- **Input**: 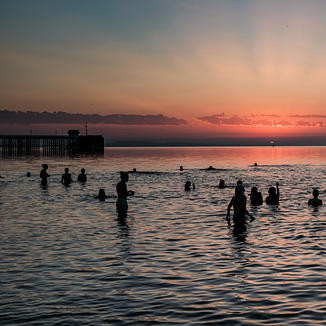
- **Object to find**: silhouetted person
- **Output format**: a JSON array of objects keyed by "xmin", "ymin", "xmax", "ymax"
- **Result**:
[
  {"xmin": 26, "ymin": 172, "xmax": 31, "ymax": 177},
  {"xmin": 78, "ymin": 168, "xmax": 87, "ymax": 182},
  {"xmin": 40, "ymin": 164, "xmax": 49, "ymax": 186},
  {"xmin": 116, "ymin": 171, "xmax": 134, "ymax": 212},
  {"xmin": 236, "ymin": 180, "xmax": 245, "ymax": 193},
  {"xmin": 218, "ymin": 179, "xmax": 226, "ymax": 188},
  {"xmin": 133, "ymin": 168, "xmax": 137, "ymax": 172},
  {"xmin": 95, "ymin": 189, "xmax": 107, "ymax": 201},
  {"xmin": 227, "ymin": 184, "xmax": 254, "ymax": 226},
  {"xmin": 61, "ymin": 168, "xmax": 73, "ymax": 186},
  {"xmin": 254, "ymin": 163, "xmax": 258, "ymax": 166},
  {"xmin": 180, "ymin": 166, "xmax": 183, "ymax": 171},
  {"xmin": 266, "ymin": 182, "xmax": 279, "ymax": 205},
  {"xmin": 249, "ymin": 186, "xmax": 263, "ymax": 206},
  {"xmin": 308, "ymin": 189, "xmax": 323, "ymax": 206},
  {"xmin": 185, "ymin": 180, "xmax": 195, "ymax": 191}
]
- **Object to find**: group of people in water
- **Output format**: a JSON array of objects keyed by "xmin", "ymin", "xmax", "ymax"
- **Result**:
[
  {"xmin": 38, "ymin": 164, "xmax": 134, "ymax": 215},
  {"xmin": 3, "ymin": 163, "xmax": 322, "ymax": 224},
  {"xmin": 39, "ymin": 164, "xmax": 87, "ymax": 187},
  {"xmin": 184, "ymin": 177, "xmax": 323, "ymax": 227}
]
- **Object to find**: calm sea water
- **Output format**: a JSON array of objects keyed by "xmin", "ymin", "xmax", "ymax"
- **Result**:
[{"xmin": 1, "ymin": 146, "xmax": 326, "ymax": 325}]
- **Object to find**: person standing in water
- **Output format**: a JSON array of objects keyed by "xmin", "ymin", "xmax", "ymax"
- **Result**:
[
  {"xmin": 266, "ymin": 182, "xmax": 279, "ymax": 205},
  {"xmin": 40, "ymin": 164, "xmax": 50, "ymax": 186},
  {"xmin": 116, "ymin": 171, "xmax": 134, "ymax": 212},
  {"xmin": 78, "ymin": 168, "xmax": 87, "ymax": 182},
  {"xmin": 249, "ymin": 186, "xmax": 263, "ymax": 206},
  {"xmin": 227, "ymin": 184, "xmax": 254, "ymax": 226},
  {"xmin": 61, "ymin": 168, "xmax": 73, "ymax": 186}
]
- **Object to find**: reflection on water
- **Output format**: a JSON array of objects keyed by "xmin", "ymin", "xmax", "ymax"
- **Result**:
[{"xmin": 1, "ymin": 147, "xmax": 326, "ymax": 325}]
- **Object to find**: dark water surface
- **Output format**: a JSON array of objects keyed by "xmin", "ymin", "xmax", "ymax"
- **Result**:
[{"xmin": 1, "ymin": 147, "xmax": 326, "ymax": 325}]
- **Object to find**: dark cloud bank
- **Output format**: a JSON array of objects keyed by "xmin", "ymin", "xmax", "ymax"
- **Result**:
[
  {"xmin": 0, "ymin": 110, "xmax": 187, "ymax": 125},
  {"xmin": 197, "ymin": 114, "xmax": 326, "ymax": 127}
]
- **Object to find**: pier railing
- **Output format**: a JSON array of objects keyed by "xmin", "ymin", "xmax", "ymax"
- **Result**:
[{"xmin": 0, "ymin": 135, "xmax": 104, "ymax": 156}]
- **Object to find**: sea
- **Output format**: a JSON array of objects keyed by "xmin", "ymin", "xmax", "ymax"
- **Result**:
[{"xmin": 1, "ymin": 146, "xmax": 326, "ymax": 325}]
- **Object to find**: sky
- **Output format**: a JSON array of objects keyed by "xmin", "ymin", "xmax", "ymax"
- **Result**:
[{"xmin": 1, "ymin": 0, "xmax": 326, "ymax": 145}]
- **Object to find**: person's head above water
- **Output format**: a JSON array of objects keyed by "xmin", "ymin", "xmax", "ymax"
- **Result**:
[
  {"xmin": 235, "ymin": 184, "xmax": 244, "ymax": 196},
  {"xmin": 99, "ymin": 189, "xmax": 106, "ymax": 197},
  {"xmin": 250, "ymin": 186, "xmax": 258, "ymax": 195},
  {"xmin": 120, "ymin": 171, "xmax": 129, "ymax": 182},
  {"xmin": 313, "ymin": 189, "xmax": 319, "ymax": 198},
  {"xmin": 268, "ymin": 186, "xmax": 276, "ymax": 196}
]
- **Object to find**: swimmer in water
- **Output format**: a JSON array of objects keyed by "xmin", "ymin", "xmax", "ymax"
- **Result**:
[
  {"xmin": 185, "ymin": 181, "xmax": 195, "ymax": 191},
  {"xmin": 308, "ymin": 189, "xmax": 323, "ymax": 206},
  {"xmin": 95, "ymin": 189, "xmax": 107, "ymax": 201}
]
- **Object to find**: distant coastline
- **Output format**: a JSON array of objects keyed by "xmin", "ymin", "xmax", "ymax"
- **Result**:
[{"xmin": 105, "ymin": 139, "xmax": 326, "ymax": 147}]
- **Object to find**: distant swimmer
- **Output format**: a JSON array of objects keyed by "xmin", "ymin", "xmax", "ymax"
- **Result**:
[
  {"xmin": 249, "ymin": 186, "xmax": 263, "ymax": 206},
  {"xmin": 218, "ymin": 179, "xmax": 226, "ymax": 188},
  {"xmin": 133, "ymin": 168, "xmax": 137, "ymax": 172},
  {"xmin": 116, "ymin": 171, "xmax": 134, "ymax": 212},
  {"xmin": 254, "ymin": 163, "xmax": 258, "ymax": 166},
  {"xmin": 40, "ymin": 164, "xmax": 50, "ymax": 186},
  {"xmin": 180, "ymin": 166, "xmax": 183, "ymax": 171},
  {"xmin": 308, "ymin": 189, "xmax": 323, "ymax": 206},
  {"xmin": 95, "ymin": 189, "xmax": 107, "ymax": 201},
  {"xmin": 266, "ymin": 182, "xmax": 279, "ymax": 205},
  {"xmin": 27, "ymin": 172, "xmax": 31, "ymax": 177},
  {"xmin": 61, "ymin": 168, "xmax": 73, "ymax": 186},
  {"xmin": 227, "ymin": 184, "xmax": 254, "ymax": 226},
  {"xmin": 185, "ymin": 180, "xmax": 195, "ymax": 191},
  {"xmin": 78, "ymin": 168, "xmax": 87, "ymax": 182}
]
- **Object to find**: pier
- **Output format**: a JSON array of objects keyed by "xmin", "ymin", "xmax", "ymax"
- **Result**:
[{"xmin": 0, "ymin": 132, "xmax": 104, "ymax": 155}]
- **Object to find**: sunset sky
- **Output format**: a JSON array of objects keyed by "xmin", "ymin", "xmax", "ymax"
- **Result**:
[{"xmin": 1, "ymin": 0, "xmax": 326, "ymax": 145}]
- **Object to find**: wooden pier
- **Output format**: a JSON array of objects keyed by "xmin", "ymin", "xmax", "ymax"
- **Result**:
[{"xmin": 0, "ymin": 134, "xmax": 104, "ymax": 155}]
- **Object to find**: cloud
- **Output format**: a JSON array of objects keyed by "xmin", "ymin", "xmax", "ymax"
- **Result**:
[
  {"xmin": 0, "ymin": 110, "xmax": 187, "ymax": 125},
  {"xmin": 250, "ymin": 114, "xmax": 281, "ymax": 118},
  {"xmin": 290, "ymin": 114, "xmax": 326, "ymax": 118},
  {"xmin": 197, "ymin": 114, "xmax": 326, "ymax": 128}
]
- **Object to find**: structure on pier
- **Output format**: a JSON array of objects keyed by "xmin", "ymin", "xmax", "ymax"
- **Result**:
[{"xmin": 0, "ymin": 131, "xmax": 104, "ymax": 155}]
